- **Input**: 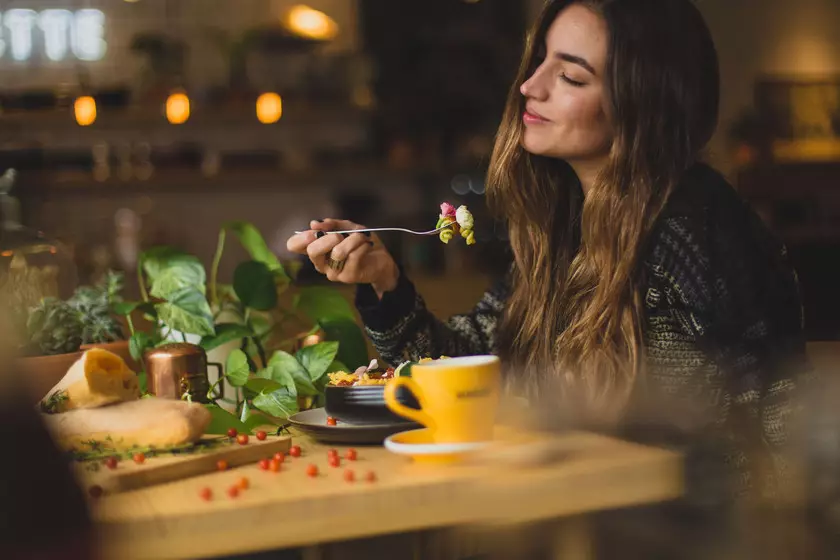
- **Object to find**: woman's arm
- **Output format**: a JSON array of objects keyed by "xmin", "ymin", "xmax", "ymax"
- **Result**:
[{"xmin": 354, "ymin": 268, "xmax": 510, "ymax": 365}]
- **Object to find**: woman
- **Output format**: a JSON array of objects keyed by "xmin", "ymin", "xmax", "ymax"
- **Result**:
[{"xmin": 287, "ymin": 0, "xmax": 808, "ymax": 499}]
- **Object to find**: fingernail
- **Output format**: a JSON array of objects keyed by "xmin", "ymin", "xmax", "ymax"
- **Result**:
[
  {"xmin": 368, "ymin": 241, "xmax": 375, "ymax": 247},
  {"xmin": 363, "ymin": 231, "xmax": 372, "ymax": 238},
  {"xmin": 316, "ymin": 231, "xmax": 325, "ymax": 239}
]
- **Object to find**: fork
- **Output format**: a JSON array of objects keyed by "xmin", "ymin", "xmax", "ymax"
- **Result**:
[{"xmin": 294, "ymin": 224, "xmax": 454, "ymax": 236}]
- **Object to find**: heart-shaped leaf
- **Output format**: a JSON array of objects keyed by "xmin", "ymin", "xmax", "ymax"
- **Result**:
[
  {"xmin": 204, "ymin": 404, "xmax": 251, "ymax": 435},
  {"xmin": 222, "ymin": 221, "xmax": 289, "ymax": 285},
  {"xmin": 150, "ymin": 262, "xmax": 207, "ymax": 300},
  {"xmin": 155, "ymin": 287, "xmax": 214, "ymax": 336},
  {"xmin": 245, "ymin": 377, "xmax": 283, "ymax": 394},
  {"xmin": 253, "ymin": 388, "xmax": 299, "ymax": 419},
  {"xmin": 225, "ymin": 349, "xmax": 250, "ymax": 387},
  {"xmin": 268, "ymin": 350, "xmax": 318, "ymax": 396},
  {"xmin": 319, "ymin": 318, "xmax": 369, "ymax": 370},
  {"xmin": 233, "ymin": 260, "xmax": 278, "ymax": 311},
  {"xmin": 296, "ymin": 341, "xmax": 339, "ymax": 382},
  {"xmin": 297, "ymin": 287, "xmax": 355, "ymax": 322},
  {"xmin": 140, "ymin": 247, "xmax": 201, "ymax": 283},
  {"xmin": 200, "ymin": 323, "xmax": 252, "ymax": 352}
]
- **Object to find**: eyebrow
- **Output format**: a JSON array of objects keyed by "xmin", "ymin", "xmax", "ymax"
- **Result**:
[{"xmin": 554, "ymin": 52, "xmax": 596, "ymax": 76}]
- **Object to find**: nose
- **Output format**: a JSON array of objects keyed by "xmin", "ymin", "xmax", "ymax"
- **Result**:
[{"xmin": 520, "ymin": 66, "xmax": 548, "ymax": 101}]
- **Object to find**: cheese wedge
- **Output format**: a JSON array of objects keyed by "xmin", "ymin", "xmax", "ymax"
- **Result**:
[
  {"xmin": 42, "ymin": 397, "xmax": 212, "ymax": 451},
  {"xmin": 41, "ymin": 348, "xmax": 140, "ymax": 413}
]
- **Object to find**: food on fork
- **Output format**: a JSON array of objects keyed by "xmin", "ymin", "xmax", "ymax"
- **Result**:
[{"xmin": 436, "ymin": 202, "xmax": 476, "ymax": 245}]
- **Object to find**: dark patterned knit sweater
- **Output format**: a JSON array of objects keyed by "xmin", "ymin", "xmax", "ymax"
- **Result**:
[{"xmin": 355, "ymin": 163, "xmax": 810, "ymax": 500}]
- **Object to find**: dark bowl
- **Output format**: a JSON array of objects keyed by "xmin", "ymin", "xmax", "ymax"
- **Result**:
[{"xmin": 324, "ymin": 384, "xmax": 420, "ymax": 425}]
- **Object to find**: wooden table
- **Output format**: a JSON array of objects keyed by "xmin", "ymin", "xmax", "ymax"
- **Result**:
[{"xmin": 90, "ymin": 430, "xmax": 683, "ymax": 560}]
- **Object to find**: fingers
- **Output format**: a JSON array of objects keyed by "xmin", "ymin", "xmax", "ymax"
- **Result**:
[
  {"xmin": 326, "ymin": 241, "xmax": 373, "ymax": 283},
  {"xmin": 286, "ymin": 230, "xmax": 317, "ymax": 254},
  {"xmin": 306, "ymin": 233, "xmax": 344, "ymax": 274},
  {"xmin": 310, "ymin": 218, "xmax": 364, "ymax": 233},
  {"xmin": 287, "ymin": 219, "xmax": 366, "ymax": 254},
  {"xmin": 328, "ymin": 232, "xmax": 371, "ymax": 262}
]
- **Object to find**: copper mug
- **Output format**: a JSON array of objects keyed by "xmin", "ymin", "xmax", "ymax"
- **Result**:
[{"xmin": 145, "ymin": 343, "xmax": 224, "ymax": 403}]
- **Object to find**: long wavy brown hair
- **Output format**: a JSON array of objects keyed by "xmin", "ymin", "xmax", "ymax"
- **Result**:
[{"xmin": 489, "ymin": 0, "xmax": 720, "ymax": 416}]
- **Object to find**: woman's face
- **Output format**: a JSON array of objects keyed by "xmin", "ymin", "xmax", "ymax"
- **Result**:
[{"xmin": 520, "ymin": 4, "xmax": 612, "ymax": 166}]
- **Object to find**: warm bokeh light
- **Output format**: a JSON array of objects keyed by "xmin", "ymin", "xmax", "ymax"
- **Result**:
[
  {"xmin": 74, "ymin": 96, "xmax": 96, "ymax": 126},
  {"xmin": 256, "ymin": 92, "xmax": 283, "ymax": 124},
  {"xmin": 166, "ymin": 92, "xmax": 190, "ymax": 125},
  {"xmin": 284, "ymin": 5, "xmax": 338, "ymax": 41}
]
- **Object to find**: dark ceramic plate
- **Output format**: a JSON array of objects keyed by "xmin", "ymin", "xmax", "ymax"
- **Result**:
[
  {"xmin": 287, "ymin": 408, "xmax": 420, "ymax": 444},
  {"xmin": 324, "ymin": 384, "xmax": 420, "ymax": 425}
]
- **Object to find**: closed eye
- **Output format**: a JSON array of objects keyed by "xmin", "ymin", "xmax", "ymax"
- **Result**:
[{"xmin": 561, "ymin": 74, "xmax": 585, "ymax": 87}]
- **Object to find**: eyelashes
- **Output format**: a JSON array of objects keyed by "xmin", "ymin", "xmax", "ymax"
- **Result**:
[{"xmin": 561, "ymin": 74, "xmax": 585, "ymax": 87}]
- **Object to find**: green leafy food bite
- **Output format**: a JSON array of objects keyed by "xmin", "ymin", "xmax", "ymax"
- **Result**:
[{"xmin": 436, "ymin": 202, "xmax": 475, "ymax": 245}]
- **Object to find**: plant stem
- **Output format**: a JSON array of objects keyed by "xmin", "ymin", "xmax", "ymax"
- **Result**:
[
  {"xmin": 126, "ymin": 314, "xmax": 136, "ymax": 336},
  {"xmin": 210, "ymin": 229, "xmax": 226, "ymax": 309},
  {"xmin": 137, "ymin": 263, "xmax": 148, "ymax": 302},
  {"xmin": 251, "ymin": 332, "xmax": 268, "ymax": 369}
]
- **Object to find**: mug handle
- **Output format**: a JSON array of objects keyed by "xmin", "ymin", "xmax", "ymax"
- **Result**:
[
  {"xmin": 208, "ymin": 362, "xmax": 224, "ymax": 399},
  {"xmin": 384, "ymin": 377, "xmax": 435, "ymax": 428}
]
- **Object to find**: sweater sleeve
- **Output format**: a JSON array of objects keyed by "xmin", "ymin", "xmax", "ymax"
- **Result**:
[
  {"xmin": 354, "ymin": 268, "xmax": 509, "ymax": 366},
  {"xmin": 654, "ymin": 207, "xmax": 810, "ymax": 499}
]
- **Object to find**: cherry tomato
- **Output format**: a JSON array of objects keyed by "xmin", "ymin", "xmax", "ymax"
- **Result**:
[
  {"xmin": 133, "ymin": 452, "xmax": 146, "ymax": 464},
  {"xmin": 344, "ymin": 469, "xmax": 355, "ymax": 483},
  {"xmin": 227, "ymin": 428, "xmax": 238, "ymax": 438},
  {"xmin": 328, "ymin": 455, "xmax": 341, "ymax": 468},
  {"xmin": 345, "ymin": 449, "xmax": 358, "ymax": 461},
  {"xmin": 237, "ymin": 476, "xmax": 250, "ymax": 490},
  {"xmin": 327, "ymin": 448, "xmax": 338, "ymax": 458},
  {"xmin": 216, "ymin": 460, "xmax": 229, "ymax": 472},
  {"xmin": 273, "ymin": 452, "xmax": 285, "ymax": 463},
  {"xmin": 289, "ymin": 445, "xmax": 302, "ymax": 458},
  {"xmin": 236, "ymin": 433, "xmax": 249, "ymax": 445},
  {"xmin": 366, "ymin": 471, "xmax": 377, "ymax": 483},
  {"xmin": 258, "ymin": 458, "xmax": 270, "ymax": 471},
  {"xmin": 227, "ymin": 485, "xmax": 240, "ymax": 498},
  {"xmin": 326, "ymin": 417, "xmax": 337, "ymax": 426},
  {"xmin": 88, "ymin": 485, "xmax": 104, "ymax": 499},
  {"xmin": 256, "ymin": 430, "xmax": 267, "ymax": 441},
  {"xmin": 199, "ymin": 487, "xmax": 213, "ymax": 501},
  {"xmin": 104, "ymin": 456, "xmax": 118, "ymax": 470},
  {"xmin": 270, "ymin": 459, "xmax": 282, "ymax": 473},
  {"xmin": 306, "ymin": 464, "xmax": 318, "ymax": 477}
]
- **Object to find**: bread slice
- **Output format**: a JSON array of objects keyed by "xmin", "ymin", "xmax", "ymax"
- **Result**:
[
  {"xmin": 41, "ymin": 348, "xmax": 140, "ymax": 413},
  {"xmin": 43, "ymin": 397, "xmax": 212, "ymax": 451}
]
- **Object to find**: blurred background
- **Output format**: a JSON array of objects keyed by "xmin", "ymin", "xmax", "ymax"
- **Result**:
[{"xmin": 0, "ymin": 0, "xmax": 838, "ymax": 339}]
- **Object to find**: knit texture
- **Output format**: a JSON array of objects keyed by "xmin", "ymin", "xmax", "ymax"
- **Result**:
[{"xmin": 355, "ymin": 163, "xmax": 810, "ymax": 501}]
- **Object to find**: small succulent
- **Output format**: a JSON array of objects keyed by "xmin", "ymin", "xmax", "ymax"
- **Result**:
[{"xmin": 27, "ymin": 298, "xmax": 84, "ymax": 355}]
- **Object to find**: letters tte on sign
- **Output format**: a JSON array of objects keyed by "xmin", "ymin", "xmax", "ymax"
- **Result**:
[{"xmin": 0, "ymin": 8, "xmax": 106, "ymax": 62}]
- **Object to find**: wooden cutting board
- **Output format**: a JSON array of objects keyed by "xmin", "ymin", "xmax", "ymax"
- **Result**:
[{"xmin": 75, "ymin": 434, "xmax": 292, "ymax": 495}]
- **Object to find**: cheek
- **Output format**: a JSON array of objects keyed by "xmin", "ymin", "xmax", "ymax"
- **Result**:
[{"xmin": 561, "ymin": 93, "xmax": 608, "ymax": 135}]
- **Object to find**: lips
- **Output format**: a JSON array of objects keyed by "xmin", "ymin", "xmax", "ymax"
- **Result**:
[{"xmin": 523, "ymin": 107, "xmax": 549, "ymax": 125}]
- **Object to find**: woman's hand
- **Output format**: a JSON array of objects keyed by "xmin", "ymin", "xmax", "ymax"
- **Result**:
[{"xmin": 286, "ymin": 219, "xmax": 400, "ymax": 298}]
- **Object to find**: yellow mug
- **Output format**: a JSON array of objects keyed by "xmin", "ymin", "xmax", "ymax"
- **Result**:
[{"xmin": 384, "ymin": 355, "xmax": 501, "ymax": 443}]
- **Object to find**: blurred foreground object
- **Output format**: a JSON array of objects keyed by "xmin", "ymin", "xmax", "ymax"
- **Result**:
[{"xmin": 0, "ymin": 311, "xmax": 96, "ymax": 559}]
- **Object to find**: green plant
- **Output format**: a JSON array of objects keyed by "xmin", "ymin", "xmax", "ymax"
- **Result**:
[
  {"xmin": 25, "ymin": 271, "xmax": 126, "ymax": 356},
  {"xmin": 27, "ymin": 298, "xmax": 83, "ymax": 355},
  {"xmin": 116, "ymin": 221, "xmax": 368, "ymax": 434}
]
